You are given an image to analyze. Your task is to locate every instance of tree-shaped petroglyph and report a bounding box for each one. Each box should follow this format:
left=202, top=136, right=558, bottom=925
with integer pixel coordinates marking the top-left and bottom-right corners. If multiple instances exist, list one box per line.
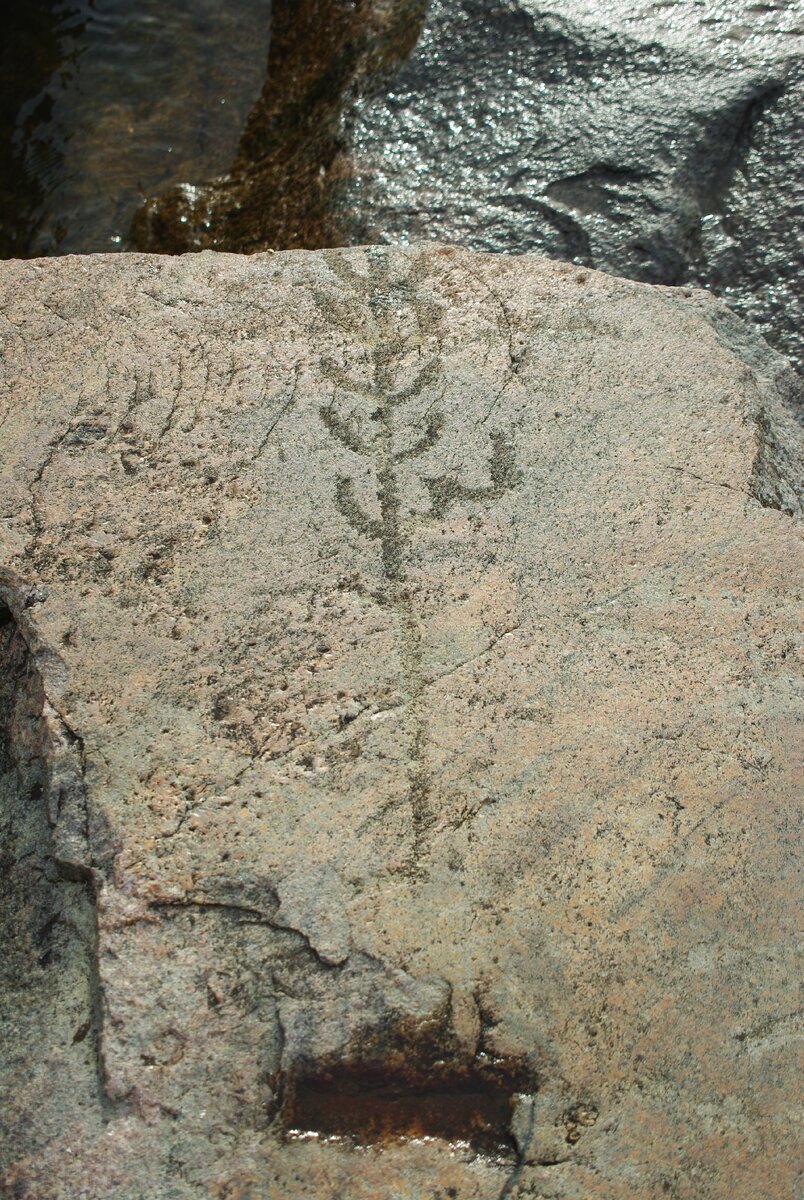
left=315, top=250, right=522, bottom=874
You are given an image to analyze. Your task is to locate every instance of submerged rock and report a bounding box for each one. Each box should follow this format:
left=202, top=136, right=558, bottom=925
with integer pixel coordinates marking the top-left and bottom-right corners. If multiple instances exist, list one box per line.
left=131, top=0, right=428, bottom=255
left=133, top=0, right=803, bottom=371
left=343, top=0, right=804, bottom=369
left=0, top=245, right=801, bottom=1197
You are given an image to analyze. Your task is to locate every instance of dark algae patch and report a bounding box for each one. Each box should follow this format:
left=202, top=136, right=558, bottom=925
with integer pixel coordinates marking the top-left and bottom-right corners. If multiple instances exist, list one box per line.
left=279, top=992, right=535, bottom=1155
left=281, top=1044, right=533, bottom=1154
left=282, top=1060, right=524, bottom=1153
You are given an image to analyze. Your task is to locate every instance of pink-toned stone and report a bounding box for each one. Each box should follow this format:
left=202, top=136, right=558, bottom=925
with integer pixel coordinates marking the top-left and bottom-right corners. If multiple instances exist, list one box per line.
left=0, top=246, right=801, bottom=1198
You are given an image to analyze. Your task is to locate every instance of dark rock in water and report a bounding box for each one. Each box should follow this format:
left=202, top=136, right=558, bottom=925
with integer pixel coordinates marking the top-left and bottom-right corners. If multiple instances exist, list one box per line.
left=341, top=0, right=803, bottom=369
left=133, top=0, right=803, bottom=371
left=131, top=0, right=429, bottom=255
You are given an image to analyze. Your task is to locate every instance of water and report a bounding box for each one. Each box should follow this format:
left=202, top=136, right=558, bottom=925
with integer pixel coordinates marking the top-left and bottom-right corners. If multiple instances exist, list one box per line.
left=0, top=0, right=271, bottom=256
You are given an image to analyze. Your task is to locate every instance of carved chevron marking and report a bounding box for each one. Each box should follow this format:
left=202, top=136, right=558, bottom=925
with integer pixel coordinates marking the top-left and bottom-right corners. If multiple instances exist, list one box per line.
left=315, top=250, right=521, bottom=874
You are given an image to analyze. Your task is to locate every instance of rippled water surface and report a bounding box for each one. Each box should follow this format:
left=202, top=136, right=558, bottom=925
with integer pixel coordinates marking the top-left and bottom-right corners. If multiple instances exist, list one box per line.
left=0, top=0, right=271, bottom=255
left=2, top=0, right=802, bottom=370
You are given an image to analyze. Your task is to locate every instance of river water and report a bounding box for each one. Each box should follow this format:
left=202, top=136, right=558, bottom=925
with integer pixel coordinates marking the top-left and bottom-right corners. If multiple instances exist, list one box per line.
left=0, top=0, right=270, bottom=256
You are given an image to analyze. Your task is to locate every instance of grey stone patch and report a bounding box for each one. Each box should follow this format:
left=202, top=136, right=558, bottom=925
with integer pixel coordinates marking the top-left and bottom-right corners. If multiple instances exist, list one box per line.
left=275, top=863, right=354, bottom=966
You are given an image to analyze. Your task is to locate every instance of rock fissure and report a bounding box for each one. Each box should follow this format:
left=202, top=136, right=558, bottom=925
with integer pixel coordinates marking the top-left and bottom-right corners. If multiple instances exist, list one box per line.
left=150, top=896, right=348, bottom=974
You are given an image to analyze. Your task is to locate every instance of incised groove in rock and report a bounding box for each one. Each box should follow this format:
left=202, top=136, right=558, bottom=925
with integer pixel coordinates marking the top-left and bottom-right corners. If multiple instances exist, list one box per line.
left=316, top=251, right=522, bottom=873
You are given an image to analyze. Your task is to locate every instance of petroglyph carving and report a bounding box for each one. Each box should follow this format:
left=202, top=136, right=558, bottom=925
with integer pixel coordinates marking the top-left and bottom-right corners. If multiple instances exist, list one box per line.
left=314, top=251, right=522, bottom=872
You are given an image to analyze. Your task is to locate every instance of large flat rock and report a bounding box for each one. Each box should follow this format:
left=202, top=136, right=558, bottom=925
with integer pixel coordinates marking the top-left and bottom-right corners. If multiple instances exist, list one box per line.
left=0, top=246, right=801, bottom=1198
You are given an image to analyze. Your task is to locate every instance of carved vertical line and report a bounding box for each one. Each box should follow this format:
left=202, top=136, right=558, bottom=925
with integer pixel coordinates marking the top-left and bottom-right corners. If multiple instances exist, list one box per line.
left=394, top=588, right=430, bottom=876
left=317, top=254, right=520, bottom=874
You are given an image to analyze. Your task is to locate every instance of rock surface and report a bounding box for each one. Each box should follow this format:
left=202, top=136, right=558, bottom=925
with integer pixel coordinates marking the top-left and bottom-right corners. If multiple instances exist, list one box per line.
left=0, top=245, right=801, bottom=1199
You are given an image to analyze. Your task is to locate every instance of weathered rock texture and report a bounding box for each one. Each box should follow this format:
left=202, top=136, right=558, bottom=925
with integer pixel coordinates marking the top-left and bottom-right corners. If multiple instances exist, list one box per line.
left=0, top=245, right=801, bottom=1199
